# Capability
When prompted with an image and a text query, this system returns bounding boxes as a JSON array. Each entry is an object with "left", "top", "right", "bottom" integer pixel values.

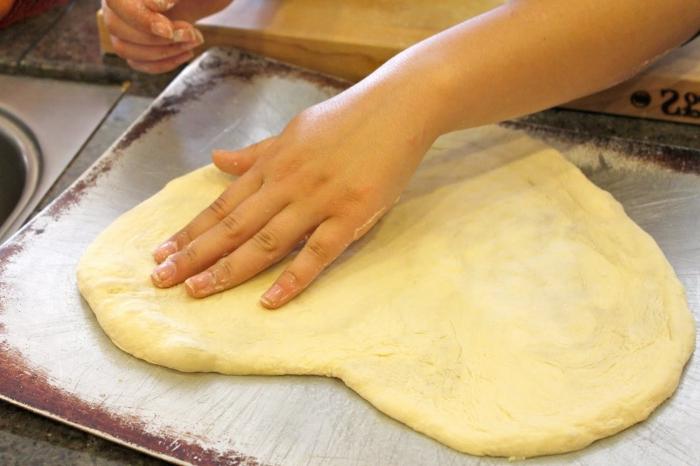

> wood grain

[
  {"left": 564, "top": 39, "right": 700, "bottom": 125},
  {"left": 197, "top": 0, "right": 500, "bottom": 80}
]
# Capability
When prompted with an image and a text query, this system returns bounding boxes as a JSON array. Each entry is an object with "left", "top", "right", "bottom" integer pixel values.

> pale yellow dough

[{"left": 77, "top": 127, "right": 694, "bottom": 458}]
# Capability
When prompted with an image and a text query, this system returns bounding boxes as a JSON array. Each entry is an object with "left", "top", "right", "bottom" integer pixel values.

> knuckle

[
  {"left": 253, "top": 229, "right": 279, "bottom": 253},
  {"left": 303, "top": 172, "right": 330, "bottom": 192},
  {"left": 281, "top": 269, "right": 301, "bottom": 286},
  {"left": 214, "top": 260, "right": 235, "bottom": 284},
  {"left": 208, "top": 196, "right": 230, "bottom": 219},
  {"left": 342, "top": 185, "right": 371, "bottom": 207},
  {"left": 220, "top": 214, "right": 243, "bottom": 238},
  {"left": 267, "top": 163, "right": 298, "bottom": 184},
  {"left": 173, "top": 230, "right": 191, "bottom": 248},
  {"left": 249, "top": 139, "right": 268, "bottom": 157},
  {"left": 182, "top": 244, "right": 198, "bottom": 263},
  {"left": 306, "top": 239, "right": 330, "bottom": 262}
]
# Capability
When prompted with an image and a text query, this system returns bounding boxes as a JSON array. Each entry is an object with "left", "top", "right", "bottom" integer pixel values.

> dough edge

[{"left": 77, "top": 148, "right": 696, "bottom": 459}]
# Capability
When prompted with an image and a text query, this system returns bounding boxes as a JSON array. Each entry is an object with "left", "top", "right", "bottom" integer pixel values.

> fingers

[
  {"left": 143, "top": 0, "right": 178, "bottom": 12},
  {"left": 103, "top": 0, "right": 203, "bottom": 74},
  {"left": 262, "top": 219, "right": 353, "bottom": 309},
  {"left": 151, "top": 190, "right": 289, "bottom": 288},
  {"left": 171, "top": 20, "right": 203, "bottom": 43},
  {"left": 105, "top": 0, "right": 175, "bottom": 38},
  {"left": 153, "top": 173, "right": 263, "bottom": 263},
  {"left": 213, "top": 138, "right": 275, "bottom": 176},
  {"left": 152, "top": 137, "right": 278, "bottom": 262},
  {"left": 111, "top": 36, "right": 200, "bottom": 62},
  {"left": 126, "top": 51, "right": 194, "bottom": 74},
  {"left": 103, "top": 5, "right": 173, "bottom": 45},
  {"left": 183, "top": 207, "right": 319, "bottom": 298}
]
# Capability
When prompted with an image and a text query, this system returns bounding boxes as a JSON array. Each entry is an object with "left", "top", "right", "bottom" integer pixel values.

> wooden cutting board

[
  {"left": 197, "top": 0, "right": 501, "bottom": 80},
  {"left": 98, "top": 1, "right": 700, "bottom": 125}
]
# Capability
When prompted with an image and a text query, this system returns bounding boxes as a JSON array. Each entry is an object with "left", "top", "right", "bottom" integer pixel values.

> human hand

[
  {"left": 102, "top": 0, "right": 231, "bottom": 74},
  {"left": 149, "top": 86, "right": 439, "bottom": 308}
]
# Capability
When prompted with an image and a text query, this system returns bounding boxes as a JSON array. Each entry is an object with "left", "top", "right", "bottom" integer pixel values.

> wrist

[{"left": 358, "top": 45, "right": 461, "bottom": 144}]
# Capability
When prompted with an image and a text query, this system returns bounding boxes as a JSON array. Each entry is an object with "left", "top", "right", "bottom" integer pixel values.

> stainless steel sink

[
  {"left": 0, "top": 111, "right": 41, "bottom": 240},
  {"left": 0, "top": 75, "right": 122, "bottom": 243}
]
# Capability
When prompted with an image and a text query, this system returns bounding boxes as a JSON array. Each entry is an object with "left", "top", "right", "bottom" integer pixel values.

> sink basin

[
  {"left": 0, "top": 112, "right": 41, "bottom": 240},
  {"left": 0, "top": 75, "right": 122, "bottom": 243}
]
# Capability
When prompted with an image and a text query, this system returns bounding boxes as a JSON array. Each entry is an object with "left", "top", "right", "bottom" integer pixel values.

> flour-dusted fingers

[
  {"left": 261, "top": 219, "right": 354, "bottom": 309},
  {"left": 143, "top": 0, "right": 177, "bottom": 13},
  {"left": 152, "top": 172, "right": 264, "bottom": 263},
  {"left": 146, "top": 49, "right": 433, "bottom": 301},
  {"left": 184, "top": 207, "right": 319, "bottom": 298},
  {"left": 104, "top": 4, "right": 173, "bottom": 45},
  {"left": 171, "top": 21, "right": 203, "bottom": 43},
  {"left": 126, "top": 51, "right": 193, "bottom": 74},
  {"left": 105, "top": 1, "right": 200, "bottom": 44},
  {"left": 151, "top": 189, "right": 289, "bottom": 288},
  {"left": 212, "top": 137, "right": 277, "bottom": 176},
  {"left": 111, "top": 36, "right": 201, "bottom": 62},
  {"left": 104, "top": 0, "right": 174, "bottom": 39}
]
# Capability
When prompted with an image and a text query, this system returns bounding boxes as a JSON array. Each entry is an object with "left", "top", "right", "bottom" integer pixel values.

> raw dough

[{"left": 77, "top": 126, "right": 694, "bottom": 458}]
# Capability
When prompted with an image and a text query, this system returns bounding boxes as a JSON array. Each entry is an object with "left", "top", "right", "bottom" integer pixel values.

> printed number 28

[{"left": 661, "top": 89, "right": 700, "bottom": 118}]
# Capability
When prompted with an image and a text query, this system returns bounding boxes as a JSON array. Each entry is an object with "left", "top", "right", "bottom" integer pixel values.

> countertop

[
  {"left": 0, "top": 0, "right": 175, "bottom": 97},
  {"left": 0, "top": 1, "right": 699, "bottom": 465}
]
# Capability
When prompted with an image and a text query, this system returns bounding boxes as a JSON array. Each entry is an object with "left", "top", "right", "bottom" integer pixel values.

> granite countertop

[
  {"left": 0, "top": 0, "right": 176, "bottom": 97},
  {"left": 0, "top": 1, "right": 699, "bottom": 465}
]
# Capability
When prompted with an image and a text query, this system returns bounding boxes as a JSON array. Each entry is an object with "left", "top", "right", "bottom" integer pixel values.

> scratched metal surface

[{"left": 1, "top": 48, "right": 699, "bottom": 466}]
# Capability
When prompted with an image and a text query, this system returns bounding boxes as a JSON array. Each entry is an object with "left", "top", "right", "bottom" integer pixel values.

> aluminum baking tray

[{"left": 0, "top": 48, "right": 698, "bottom": 465}]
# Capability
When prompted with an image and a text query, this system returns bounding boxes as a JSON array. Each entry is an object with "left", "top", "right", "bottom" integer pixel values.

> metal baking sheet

[{"left": 0, "top": 48, "right": 698, "bottom": 466}]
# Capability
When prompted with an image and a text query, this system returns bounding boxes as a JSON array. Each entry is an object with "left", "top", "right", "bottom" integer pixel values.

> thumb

[{"left": 212, "top": 137, "right": 276, "bottom": 176}]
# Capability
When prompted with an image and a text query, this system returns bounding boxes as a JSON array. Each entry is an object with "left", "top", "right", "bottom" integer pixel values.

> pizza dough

[{"left": 77, "top": 126, "right": 694, "bottom": 458}]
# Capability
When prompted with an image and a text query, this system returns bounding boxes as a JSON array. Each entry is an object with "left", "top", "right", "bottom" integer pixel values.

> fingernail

[
  {"left": 172, "top": 28, "right": 195, "bottom": 43},
  {"left": 153, "top": 0, "right": 176, "bottom": 10},
  {"left": 152, "top": 260, "right": 176, "bottom": 286},
  {"left": 185, "top": 272, "right": 214, "bottom": 296},
  {"left": 194, "top": 29, "right": 204, "bottom": 45},
  {"left": 261, "top": 283, "right": 285, "bottom": 308},
  {"left": 153, "top": 240, "right": 177, "bottom": 261},
  {"left": 151, "top": 21, "right": 173, "bottom": 39}
]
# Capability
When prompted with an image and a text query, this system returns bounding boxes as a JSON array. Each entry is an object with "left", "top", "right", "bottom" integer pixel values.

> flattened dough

[{"left": 78, "top": 127, "right": 694, "bottom": 458}]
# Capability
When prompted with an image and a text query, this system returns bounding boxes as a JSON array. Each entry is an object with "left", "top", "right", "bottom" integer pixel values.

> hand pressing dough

[{"left": 77, "top": 126, "right": 694, "bottom": 458}]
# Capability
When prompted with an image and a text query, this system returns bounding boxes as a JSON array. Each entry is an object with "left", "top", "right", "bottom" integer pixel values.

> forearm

[{"left": 355, "top": 0, "right": 700, "bottom": 139}]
